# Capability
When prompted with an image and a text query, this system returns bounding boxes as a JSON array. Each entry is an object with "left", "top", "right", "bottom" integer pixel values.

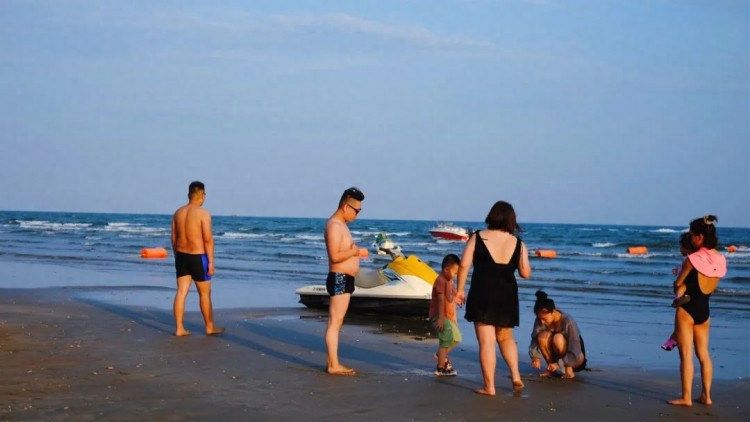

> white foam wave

[
  {"left": 295, "top": 234, "right": 324, "bottom": 241},
  {"left": 400, "top": 242, "right": 432, "bottom": 247},
  {"left": 575, "top": 252, "right": 603, "bottom": 257},
  {"left": 652, "top": 228, "right": 679, "bottom": 234},
  {"left": 616, "top": 253, "right": 651, "bottom": 259},
  {"left": 351, "top": 230, "right": 381, "bottom": 237},
  {"left": 435, "top": 239, "right": 464, "bottom": 244},
  {"left": 593, "top": 242, "right": 616, "bottom": 248},
  {"left": 221, "top": 232, "right": 268, "bottom": 239},
  {"left": 18, "top": 220, "right": 92, "bottom": 231},
  {"left": 101, "top": 222, "right": 166, "bottom": 235}
]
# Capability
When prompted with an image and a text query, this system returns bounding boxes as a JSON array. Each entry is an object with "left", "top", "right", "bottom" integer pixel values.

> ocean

[
  {"left": 2, "top": 210, "right": 747, "bottom": 303},
  {"left": 1, "top": 210, "right": 748, "bottom": 377}
]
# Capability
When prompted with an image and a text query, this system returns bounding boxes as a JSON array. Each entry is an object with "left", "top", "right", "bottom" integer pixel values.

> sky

[{"left": 2, "top": 0, "right": 748, "bottom": 227}]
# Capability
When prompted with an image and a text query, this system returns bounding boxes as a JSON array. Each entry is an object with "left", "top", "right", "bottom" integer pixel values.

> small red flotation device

[
  {"left": 535, "top": 250, "right": 557, "bottom": 258},
  {"left": 627, "top": 246, "right": 648, "bottom": 255},
  {"left": 726, "top": 245, "right": 737, "bottom": 253},
  {"left": 141, "top": 247, "right": 168, "bottom": 259}
]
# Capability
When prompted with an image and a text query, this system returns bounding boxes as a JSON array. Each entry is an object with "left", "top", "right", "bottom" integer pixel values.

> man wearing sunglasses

[{"left": 324, "top": 187, "right": 365, "bottom": 375}]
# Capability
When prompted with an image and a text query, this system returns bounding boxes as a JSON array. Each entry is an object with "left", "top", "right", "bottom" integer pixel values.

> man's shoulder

[
  {"left": 325, "top": 216, "right": 346, "bottom": 230},
  {"left": 187, "top": 205, "right": 210, "bottom": 217}
]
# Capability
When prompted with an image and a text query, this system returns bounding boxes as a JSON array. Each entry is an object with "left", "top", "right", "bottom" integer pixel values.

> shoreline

[{"left": 2, "top": 287, "right": 748, "bottom": 421}]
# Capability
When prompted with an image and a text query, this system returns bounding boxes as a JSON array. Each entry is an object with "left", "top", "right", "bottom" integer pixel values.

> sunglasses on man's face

[{"left": 346, "top": 204, "right": 361, "bottom": 215}]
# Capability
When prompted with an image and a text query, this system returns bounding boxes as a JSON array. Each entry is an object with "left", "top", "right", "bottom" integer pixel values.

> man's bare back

[
  {"left": 171, "top": 181, "right": 222, "bottom": 337},
  {"left": 172, "top": 204, "right": 211, "bottom": 255}
]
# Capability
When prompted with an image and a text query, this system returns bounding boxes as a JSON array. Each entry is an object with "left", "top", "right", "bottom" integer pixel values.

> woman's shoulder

[
  {"left": 479, "top": 229, "right": 519, "bottom": 238},
  {"left": 559, "top": 311, "right": 577, "bottom": 324}
]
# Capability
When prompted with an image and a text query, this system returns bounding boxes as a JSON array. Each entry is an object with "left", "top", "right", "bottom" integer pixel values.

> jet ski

[
  {"left": 296, "top": 253, "right": 437, "bottom": 317},
  {"left": 371, "top": 232, "right": 403, "bottom": 257}
]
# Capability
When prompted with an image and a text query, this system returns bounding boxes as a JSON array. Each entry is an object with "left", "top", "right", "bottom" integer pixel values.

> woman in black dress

[{"left": 456, "top": 201, "right": 531, "bottom": 395}]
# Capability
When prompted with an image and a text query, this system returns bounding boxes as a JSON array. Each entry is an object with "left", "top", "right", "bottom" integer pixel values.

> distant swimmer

[
  {"left": 171, "top": 181, "right": 224, "bottom": 337},
  {"left": 324, "top": 187, "right": 365, "bottom": 375}
]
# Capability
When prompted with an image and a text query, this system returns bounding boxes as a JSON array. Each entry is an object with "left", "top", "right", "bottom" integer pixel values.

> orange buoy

[
  {"left": 627, "top": 246, "right": 648, "bottom": 255},
  {"left": 535, "top": 250, "right": 557, "bottom": 258},
  {"left": 141, "top": 247, "right": 168, "bottom": 259},
  {"left": 727, "top": 245, "right": 737, "bottom": 253}
]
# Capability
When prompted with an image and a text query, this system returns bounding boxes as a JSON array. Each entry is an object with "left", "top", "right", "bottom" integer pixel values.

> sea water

[
  {"left": 1, "top": 210, "right": 747, "bottom": 305},
  {"left": 1, "top": 211, "right": 748, "bottom": 376}
]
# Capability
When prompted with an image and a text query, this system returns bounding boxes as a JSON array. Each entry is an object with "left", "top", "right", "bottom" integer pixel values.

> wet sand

[{"left": 2, "top": 288, "right": 748, "bottom": 421}]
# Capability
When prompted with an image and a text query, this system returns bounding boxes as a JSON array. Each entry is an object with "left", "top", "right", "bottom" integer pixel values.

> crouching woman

[{"left": 529, "top": 290, "right": 587, "bottom": 379}]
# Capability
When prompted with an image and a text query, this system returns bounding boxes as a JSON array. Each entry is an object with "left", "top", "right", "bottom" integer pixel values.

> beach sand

[{"left": 2, "top": 287, "right": 748, "bottom": 421}]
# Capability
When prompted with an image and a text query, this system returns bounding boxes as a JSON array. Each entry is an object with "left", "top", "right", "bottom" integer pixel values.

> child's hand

[
  {"left": 454, "top": 291, "right": 466, "bottom": 307},
  {"left": 547, "top": 362, "right": 559, "bottom": 373},
  {"left": 435, "top": 317, "right": 444, "bottom": 331},
  {"left": 531, "top": 358, "right": 541, "bottom": 370}
]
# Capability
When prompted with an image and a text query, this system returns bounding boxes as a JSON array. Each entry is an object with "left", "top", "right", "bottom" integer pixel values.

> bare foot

[
  {"left": 327, "top": 366, "right": 357, "bottom": 376},
  {"left": 667, "top": 398, "right": 693, "bottom": 407},
  {"left": 206, "top": 327, "right": 225, "bottom": 336},
  {"left": 174, "top": 330, "right": 191, "bottom": 337},
  {"left": 512, "top": 380, "right": 525, "bottom": 391},
  {"left": 562, "top": 373, "right": 575, "bottom": 379},
  {"left": 539, "top": 371, "right": 554, "bottom": 378},
  {"left": 698, "top": 395, "right": 712, "bottom": 406},
  {"left": 474, "top": 387, "right": 496, "bottom": 396}
]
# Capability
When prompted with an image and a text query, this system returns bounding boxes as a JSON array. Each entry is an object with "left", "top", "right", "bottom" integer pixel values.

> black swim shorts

[
  {"left": 326, "top": 272, "right": 355, "bottom": 296},
  {"left": 175, "top": 252, "right": 212, "bottom": 282}
]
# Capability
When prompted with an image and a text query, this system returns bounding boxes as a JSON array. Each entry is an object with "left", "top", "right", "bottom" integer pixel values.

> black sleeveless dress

[{"left": 465, "top": 232, "right": 522, "bottom": 327}]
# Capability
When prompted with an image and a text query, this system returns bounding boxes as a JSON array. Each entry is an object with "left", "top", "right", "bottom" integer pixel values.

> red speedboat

[{"left": 429, "top": 223, "right": 470, "bottom": 241}]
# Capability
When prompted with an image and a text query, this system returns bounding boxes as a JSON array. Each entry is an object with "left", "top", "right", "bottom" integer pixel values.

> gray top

[{"left": 528, "top": 311, "right": 584, "bottom": 368}]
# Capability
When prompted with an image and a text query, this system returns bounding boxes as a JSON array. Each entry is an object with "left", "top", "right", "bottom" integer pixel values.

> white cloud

[{"left": 267, "top": 12, "right": 496, "bottom": 50}]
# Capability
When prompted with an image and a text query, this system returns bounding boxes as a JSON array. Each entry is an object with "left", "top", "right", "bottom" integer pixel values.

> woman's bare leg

[
  {"left": 668, "top": 308, "right": 695, "bottom": 406},
  {"left": 694, "top": 318, "right": 713, "bottom": 405},
  {"left": 497, "top": 327, "right": 523, "bottom": 390},
  {"left": 474, "top": 323, "right": 497, "bottom": 395}
]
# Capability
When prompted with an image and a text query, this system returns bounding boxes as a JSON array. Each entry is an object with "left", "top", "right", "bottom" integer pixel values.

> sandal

[{"left": 661, "top": 337, "right": 677, "bottom": 351}]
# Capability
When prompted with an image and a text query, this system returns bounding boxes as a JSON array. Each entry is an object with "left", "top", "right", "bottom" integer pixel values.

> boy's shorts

[{"left": 431, "top": 317, "right": 462, "bottom": 348}]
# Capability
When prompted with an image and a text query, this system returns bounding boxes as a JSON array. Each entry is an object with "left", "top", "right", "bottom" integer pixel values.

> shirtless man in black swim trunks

[
  {"left": 171, "top": 181, "right": 224, "bottom": 337},
  {"left": 324, "top": 187, "right": 365, "bottom": 375}
]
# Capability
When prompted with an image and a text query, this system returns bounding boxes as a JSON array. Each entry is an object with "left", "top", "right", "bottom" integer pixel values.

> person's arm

[
  {"left": 673, "top": 259, "right": 693, "bottom": 293},
  {"left": 202, "top": 212, "right": 214, "bottom": 276},
  {"left": 518, "top": 241, "right": 531, "bottom": 279},
  {"left": 436, "top": 288, "right": 446, "bottom": 330},
  {"left": 325, "top": 222, "right": 358, "bottom": 264},
  {"left": 170, "top": 214, "right": 177, "bottom": 252},
  {"left": 529, "top": 317, "right": 544, "bottom": 369},
  {"left": 455, "top": 233, "right": 476, "bottom": 305},
  {"left": 560, "top": 316, "right": 584, "bottom": 368}
]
